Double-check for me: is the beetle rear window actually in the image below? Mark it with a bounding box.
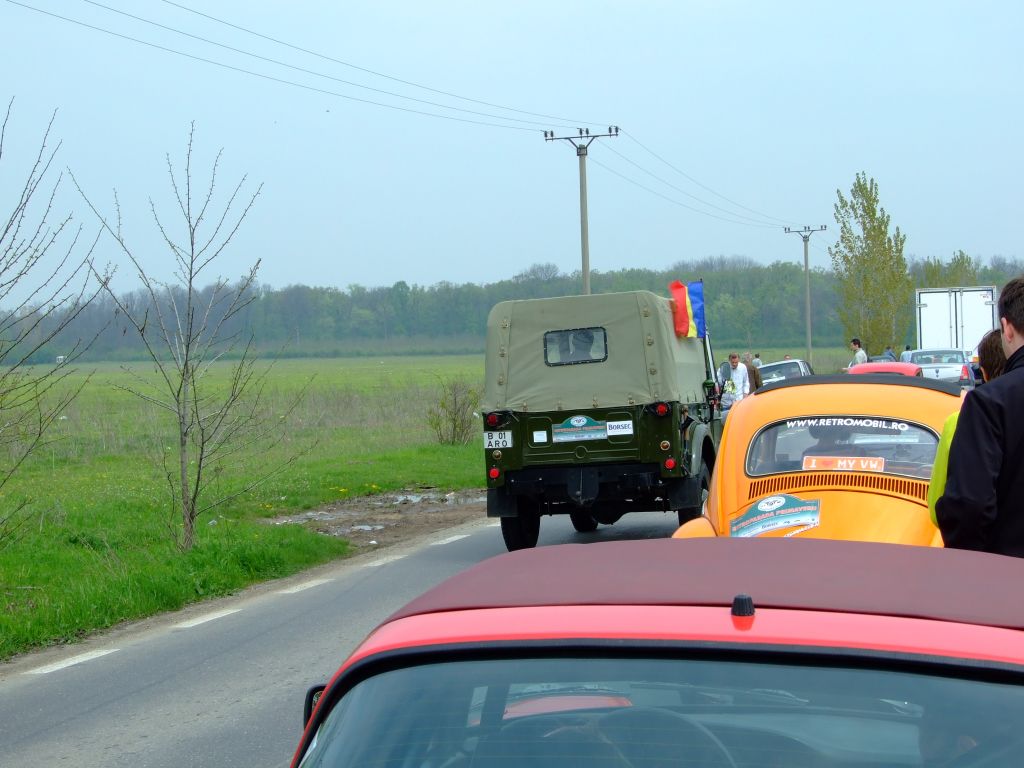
[544,327,608,365]
[746,416,939,479]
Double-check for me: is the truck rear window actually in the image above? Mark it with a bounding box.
[544,327,608,366]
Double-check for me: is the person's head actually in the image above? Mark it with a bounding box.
[754,353,761,359]
[977,328,1007,382]
[850,338,862,350]
[998,277,1024,358]
[741,352,752,364]
[728,353,740,369]
[783,354,791,360]
[905,345,911,351]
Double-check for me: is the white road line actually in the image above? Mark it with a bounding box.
[173,608,241,629]
[431,535,469,546]
[277,578,333,594]
[365,554,406,567]
[27,648,119,675]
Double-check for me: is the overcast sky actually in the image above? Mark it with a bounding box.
[3,1,1021,294]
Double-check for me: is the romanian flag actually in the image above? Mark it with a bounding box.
[668,280,706,338]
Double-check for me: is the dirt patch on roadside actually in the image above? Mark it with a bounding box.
[267,488,488,553]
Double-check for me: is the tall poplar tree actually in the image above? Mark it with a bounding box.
[829,173,911,352]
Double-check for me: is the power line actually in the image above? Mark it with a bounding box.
[4,0,542,131]
[78,0,573,129]
[589,157,778,229]
[601,142,787,227]
[158,0,607,128]
[621,130,796,227]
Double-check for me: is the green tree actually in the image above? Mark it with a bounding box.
[829,173,911,352]
[946,249,980,285]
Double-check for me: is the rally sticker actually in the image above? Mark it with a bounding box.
[801,455,886,472]
[553,415,607,443]
[730,494,821,538]
[606,420,634,436]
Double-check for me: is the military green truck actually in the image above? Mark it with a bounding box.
[481,290,721,551]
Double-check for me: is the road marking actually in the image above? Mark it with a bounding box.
[173,608,241,629]
[277,578,333,594]
[365,554,406,567]
[431,535,469,546]
[27,648,119,675]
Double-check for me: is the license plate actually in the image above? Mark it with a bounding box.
[484,431,513,449]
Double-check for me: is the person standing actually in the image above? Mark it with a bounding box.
[849,338,868,368]
[936,276,1024,556]
[718,353,750,415]
[752,353,763,368]
[743,355,763,392]
[899,345,913,363]
[883,345,897,362]
[928,328,1006,524]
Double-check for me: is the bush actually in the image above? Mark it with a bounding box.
[427,377,481,445]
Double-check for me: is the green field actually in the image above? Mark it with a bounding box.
[0,348,854,661]
[0,355,484,661]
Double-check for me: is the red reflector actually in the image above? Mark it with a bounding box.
[664,458,677,470]
[485,413,500,428]
[654,403,670,417]
[488,468,500,479]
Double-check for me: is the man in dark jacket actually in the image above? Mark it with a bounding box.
[937,276,1024,556]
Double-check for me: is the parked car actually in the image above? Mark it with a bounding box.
[849,361,923,376]
[674,374,963,545]
[289,537,1024,768]
[910,348,976,389]
[757,358,814,384]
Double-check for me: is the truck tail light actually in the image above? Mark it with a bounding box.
[648,402,671,417]
[488,467,500,480]
[484,411,511,429]
[664,458,677,470]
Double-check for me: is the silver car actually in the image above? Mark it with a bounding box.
[909,349,975,389]
[759,359,814,385]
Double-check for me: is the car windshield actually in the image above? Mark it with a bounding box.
[746,416,939,479]
[911,350,965,364]
[298,655,1024,768]
[761,361,801,380]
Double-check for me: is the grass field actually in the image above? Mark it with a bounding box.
[0,355,484,660]
[0,347,852,661]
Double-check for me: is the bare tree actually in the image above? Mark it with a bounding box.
[0,99,106,548]
[76,125,303,551]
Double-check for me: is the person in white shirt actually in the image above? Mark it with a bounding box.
[899,345,913,362]
[849,338,868,368]
[718,353,750,416]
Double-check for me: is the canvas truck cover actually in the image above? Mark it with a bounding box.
[483,291,708,413]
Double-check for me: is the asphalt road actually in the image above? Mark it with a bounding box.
[0,511,680,767]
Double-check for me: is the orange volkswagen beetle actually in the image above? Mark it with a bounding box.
[674,374,964,546]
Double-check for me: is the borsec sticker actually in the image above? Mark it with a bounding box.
[757,496,786,512]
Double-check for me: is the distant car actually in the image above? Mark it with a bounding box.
[757,358,814,384]
[849,361,923,376]
[674,374,963,546]
[290,538,1024,768]
[910,348,975,389]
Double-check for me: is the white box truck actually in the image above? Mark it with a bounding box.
[915,286,998,352]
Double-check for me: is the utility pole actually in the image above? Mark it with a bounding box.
[544,126,620,295]
[784,225,827,366]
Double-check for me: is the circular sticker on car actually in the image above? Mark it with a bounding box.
[756,496,787,512]
[569,415,588,427]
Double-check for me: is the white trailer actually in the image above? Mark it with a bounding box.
[915,286,998,352]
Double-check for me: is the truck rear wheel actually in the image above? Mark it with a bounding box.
[501,500,541,551]
[570,511,599,533]
[677,464,710,526]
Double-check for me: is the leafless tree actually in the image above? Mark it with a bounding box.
[76,125,305,551]
[0,99,107,549]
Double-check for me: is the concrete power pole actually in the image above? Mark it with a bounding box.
[784,225,827,365]
[544,127,619,295]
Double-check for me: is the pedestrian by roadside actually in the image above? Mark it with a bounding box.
[752,353,763,368]
[743,354,763,392]
[848,338,868,369]
[928,328,1006,524]
[718,353,750,417]
[899,345,913,363]
[883,345,897,362]
[936,276,1024,556]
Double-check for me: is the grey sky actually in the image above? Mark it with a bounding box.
[3,1,1021,294]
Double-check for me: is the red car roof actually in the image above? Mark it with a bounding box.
[849,361,923,376]
[388,538,1024,632]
